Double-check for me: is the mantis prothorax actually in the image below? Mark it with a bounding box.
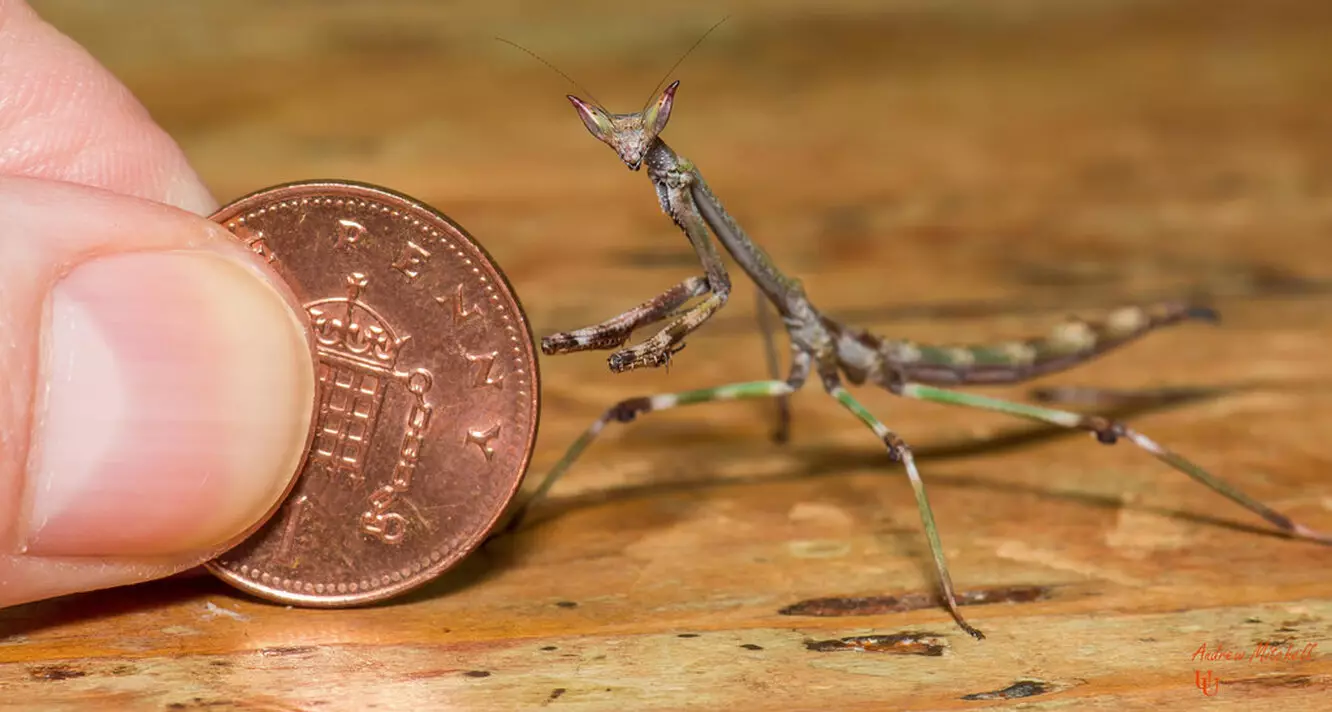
[510,77,1332,641]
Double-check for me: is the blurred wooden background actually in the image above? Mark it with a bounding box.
[4,0,1332,709]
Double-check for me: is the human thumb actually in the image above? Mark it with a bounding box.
[0,176,315,607]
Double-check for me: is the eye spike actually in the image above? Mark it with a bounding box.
[644,80,679,136]
[568,95,612,142]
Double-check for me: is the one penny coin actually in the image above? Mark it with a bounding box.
[205,180,540,606]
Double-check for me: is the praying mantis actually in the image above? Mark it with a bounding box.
[504,55,1332,641]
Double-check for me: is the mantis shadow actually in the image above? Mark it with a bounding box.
[499,377,1332,552]
[10,379,1320,636]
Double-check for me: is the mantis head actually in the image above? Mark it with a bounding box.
[568,80,678,171]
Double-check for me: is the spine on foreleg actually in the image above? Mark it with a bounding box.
[829,302,1217,388]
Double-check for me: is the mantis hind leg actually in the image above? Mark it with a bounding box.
[892,382,1332,544]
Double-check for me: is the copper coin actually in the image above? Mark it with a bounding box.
[204,180,540,606]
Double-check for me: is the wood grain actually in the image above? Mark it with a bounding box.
[5,1,1332,709]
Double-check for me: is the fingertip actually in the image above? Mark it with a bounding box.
[23,250,316,558]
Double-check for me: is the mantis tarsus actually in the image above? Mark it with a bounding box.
[507,69,1332,641]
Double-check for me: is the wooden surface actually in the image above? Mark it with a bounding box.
[5,1,1332,709]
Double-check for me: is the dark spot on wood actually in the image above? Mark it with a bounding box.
[1245,617,1263,624]
[677,633,700,638]
[209,660,231,668]
[961,680,1051,701]
[803,632,946,656]
[164,698,230,709]
[540,645,558,651]
[259,645,318,657]
[780,585,1052,617]
[403,669,456,681]
[28,664,86,681]
[464,670,492,678]
[740,643,764,651]
[1227,674,1318,689]
[548,688,567,702]
[555,601,578,609]
[108,664,137,676]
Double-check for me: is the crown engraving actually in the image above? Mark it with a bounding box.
[300,271,435,546]
[307,273,408,371]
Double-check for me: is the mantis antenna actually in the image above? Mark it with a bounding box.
[641,16,731,111]
[494,36,605,109]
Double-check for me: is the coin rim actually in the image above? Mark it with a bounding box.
[202,179,541,607]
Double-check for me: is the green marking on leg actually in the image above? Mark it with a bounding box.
[526,425,602,508]
[674,379,791,405]
[511,379,796,530]
[900,383,1083,427]
[826,385,984,639]
[896,381,1331,542]
[831,387,877,427]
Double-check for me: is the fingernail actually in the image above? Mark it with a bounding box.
[23,251,315,557]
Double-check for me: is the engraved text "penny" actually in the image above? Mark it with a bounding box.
[466,424,501,461]
[438,283,483,322]
[334,218,367,249]
[392,240,432,281]
[465,351,504,388]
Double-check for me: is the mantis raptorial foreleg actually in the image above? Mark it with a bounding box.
[543,276,709,355]
[543,155,733,372]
